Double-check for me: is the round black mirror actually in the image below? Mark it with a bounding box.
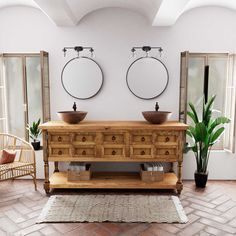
[61,57,104,100]
[126,57,169,100]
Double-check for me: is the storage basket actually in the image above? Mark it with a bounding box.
[140,164,164,182]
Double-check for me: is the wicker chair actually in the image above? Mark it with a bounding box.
[0,133,37,190]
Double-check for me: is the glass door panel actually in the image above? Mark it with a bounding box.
[0,86,6,133]
[187,56,205,123]
[26,57,42,125]
[208,56,228,149]
[40,51,50,121]
[208,57,228,113]
[0,88,6,132]
[0,54,6,132]
[4,57,25,138]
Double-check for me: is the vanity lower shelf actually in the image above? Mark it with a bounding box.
[49,171,178,189]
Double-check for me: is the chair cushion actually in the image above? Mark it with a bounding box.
[0,149,16,164]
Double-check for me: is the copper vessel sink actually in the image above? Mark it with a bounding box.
[142,111,172,124]
[57,111,87,124]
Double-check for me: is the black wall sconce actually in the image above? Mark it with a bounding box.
[131,46,163,58]
[62,46,95,58]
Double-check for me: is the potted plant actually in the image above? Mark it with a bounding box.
[27,118,42,150]
[186,95,230,188]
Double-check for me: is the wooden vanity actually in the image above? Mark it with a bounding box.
[40,121,188,194]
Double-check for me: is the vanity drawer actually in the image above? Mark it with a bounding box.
[74,133,96,144]
[131,133,153,144]
[130,146,153,158]
[103,133,125,144]
[156,148,176,155]
[156,132,179,144]
[49,133,71,144]
[156,148,177,158]
[102,146,125,157]
[73,146,96,157]
[50,147,70,156]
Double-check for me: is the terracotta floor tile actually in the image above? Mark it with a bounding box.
[211,194,231,205]
[204,226,227,235]
[156,224,180,234]
[0,217,20,233]
[39,226,58,235]
[194,210,228,224]
[200,218,236,234]
[177,222,205,236]
[215,200,236,212]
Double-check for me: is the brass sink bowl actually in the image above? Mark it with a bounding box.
[142,111,172,124]
[57,111,87,124]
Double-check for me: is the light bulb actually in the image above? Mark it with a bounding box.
[159,48,163,57]
[145,51,150,57]
[131,48,136,58]
[90,48,95,58]
[62,48,67,57]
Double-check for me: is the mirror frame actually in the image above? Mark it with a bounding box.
[126,56,169,100]
[61,56,104,100]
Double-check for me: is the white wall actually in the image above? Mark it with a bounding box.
[0,6,236,179]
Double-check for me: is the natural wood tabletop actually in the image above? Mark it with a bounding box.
[39,120,188,130]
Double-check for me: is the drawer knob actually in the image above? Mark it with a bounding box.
[82,136,86,142]
[58,137,62,142]
[112,150,116,155]
[165,151,169,155]
[82,150,86,155]
[141,137,145,142]
[141,150,145,155]
[112,136,116,141]
[58,150,62,155]
[165,137,170,142]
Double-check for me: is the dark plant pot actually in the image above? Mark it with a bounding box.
[194,171,208,188]
[31,141,40,151]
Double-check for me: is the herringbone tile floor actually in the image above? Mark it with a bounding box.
[0,180,236,236]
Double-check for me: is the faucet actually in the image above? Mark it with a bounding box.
[73,102,77,111]
[155,102,159,111]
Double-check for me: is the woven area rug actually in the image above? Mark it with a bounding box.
[37,195,188,223]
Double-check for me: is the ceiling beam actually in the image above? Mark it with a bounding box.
[152,0,191,26]
[33,0,77,26]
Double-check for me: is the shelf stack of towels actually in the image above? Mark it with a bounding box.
[144,163,163,172]
[68,162,86,172]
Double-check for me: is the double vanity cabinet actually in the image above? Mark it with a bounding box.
[40,121,188,194]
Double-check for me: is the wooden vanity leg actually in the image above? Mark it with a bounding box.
[43,131,50,194]
[54,162,59,172]
[44,161,50,194]
[176,161,183,194]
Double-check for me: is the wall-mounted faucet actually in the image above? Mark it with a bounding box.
[73,102,77,111]
[155,102,159,111]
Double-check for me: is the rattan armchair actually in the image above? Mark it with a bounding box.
[0,133,37,190]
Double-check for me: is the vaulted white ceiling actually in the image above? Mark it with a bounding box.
[1,0,236,26]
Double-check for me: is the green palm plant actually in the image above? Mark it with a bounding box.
[187,95,230,173]
[27,118,41,142]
